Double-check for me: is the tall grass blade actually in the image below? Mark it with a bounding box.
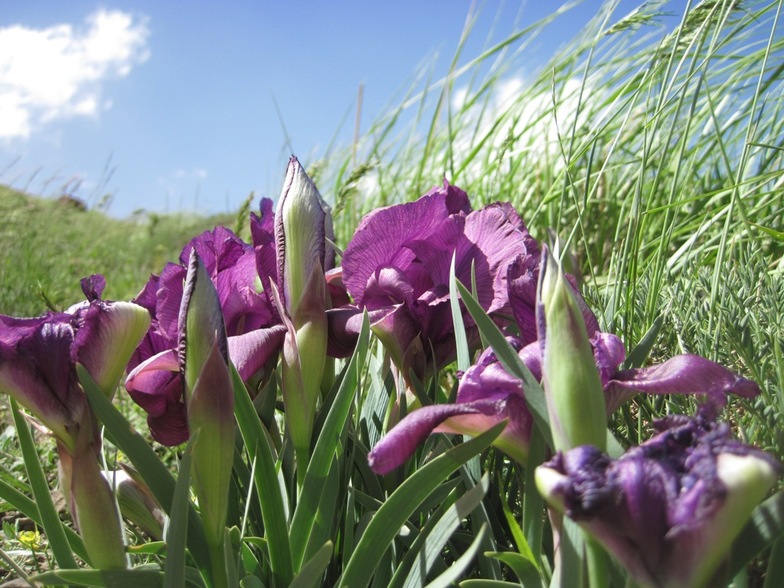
[724,490,784,581]
[289,541,334,588]
[230,364,294,586]
[338,422,504,588]
[0,477,87,562]
[164,433,195,588]
[423,523,488,588]
[396,475,489,588]
[450,252,471,372]
[10,399,79,569]
[32,566,206,587]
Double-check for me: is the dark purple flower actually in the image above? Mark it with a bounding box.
[368,267,759,474]
[125,210,286,446]
[0,282,150,569]
[0,312,87,446]
[367,338,534,474]
[0,283,150,450]
[333,181,537,383]
[516,330,758,414]
[536,409,780,588]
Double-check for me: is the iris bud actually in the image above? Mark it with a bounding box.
[537,246,606,452]
[274,157,331,478]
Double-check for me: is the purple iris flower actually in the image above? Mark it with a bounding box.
[125,211,286,446]
[536,408,780,588]
[367,338,534,474]
[514,333,760,412]
[331,181,537,383]
[0,276,150,450]
[0,277,150,569]
[368,265,760,474]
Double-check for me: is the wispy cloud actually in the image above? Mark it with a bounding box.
[0,9,150,140]
[451,75,588,166]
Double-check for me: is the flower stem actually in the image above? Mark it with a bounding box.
[585,535,608,588]
[208,540,229,588]
[296,445,309,491]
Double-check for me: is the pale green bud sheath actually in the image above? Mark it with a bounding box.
[538,246,606,452]
[73,301,151,400]
[70,446,128,569]
[275,157,330,484]
[105,467,166,540]
[689,452,778,588]
[179,250,234,586]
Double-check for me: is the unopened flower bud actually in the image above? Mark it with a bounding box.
[537,246,606,452]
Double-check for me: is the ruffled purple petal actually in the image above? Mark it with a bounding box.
[456,338,525,404]
[590,332,626,386]
[326,307,364,358]
[363,267,416,310]
[405,203,531,316]
[507,254,540,344]
[604,354,761,414]
[155,262,187,341]
[326,267,351,308]
[0,314,84,441]
[436,395,533,464]
[180,226,246,275]
[132,275,159,317]
[342,180,470,306]
[510,252,599,346]
[252,198,279,307]
[227,325,286,381]
[461,203,533,314]
[80,274,106,301]
[368,401,501,475]
[518,341,543,381]
[250,197,275,248]
[215,249,273,335]
[124,349,188,446]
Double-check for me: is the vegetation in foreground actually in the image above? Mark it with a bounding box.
[0,0,783,586]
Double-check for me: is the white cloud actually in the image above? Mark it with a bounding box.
[0,9,149,140]
[451,75,588,165]
[171,167,207,181]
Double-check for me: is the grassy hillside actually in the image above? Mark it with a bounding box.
[0,185,235,316]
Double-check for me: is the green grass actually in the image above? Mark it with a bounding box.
[314,0,784,458]
[0,185,236,316]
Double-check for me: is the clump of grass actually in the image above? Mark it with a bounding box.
[314,0,784,457]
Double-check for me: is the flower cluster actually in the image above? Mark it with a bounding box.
[0,157,776,587]
[330,181,537,384]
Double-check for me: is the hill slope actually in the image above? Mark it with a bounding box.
[0,185,234,316]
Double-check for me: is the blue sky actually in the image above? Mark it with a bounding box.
[1,1,660,218]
